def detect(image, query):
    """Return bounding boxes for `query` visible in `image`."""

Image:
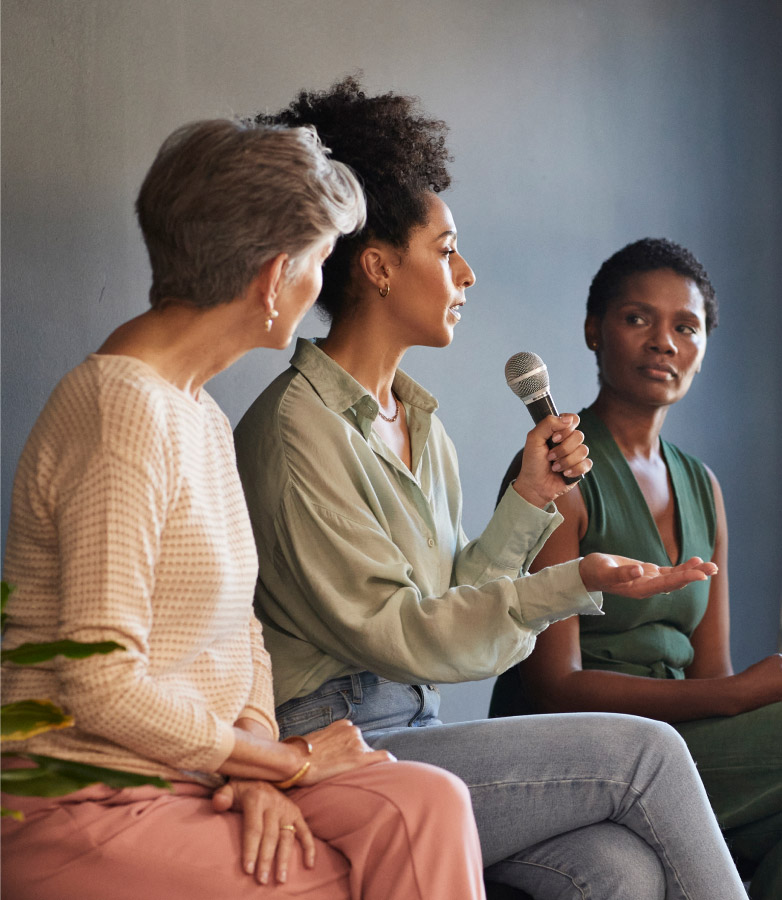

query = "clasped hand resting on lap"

[212,779,316,885]
[215,719,395,885]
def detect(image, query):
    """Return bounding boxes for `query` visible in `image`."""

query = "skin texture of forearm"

[219,718,395,786]
[218,721,303,782]
[524,663,754,722]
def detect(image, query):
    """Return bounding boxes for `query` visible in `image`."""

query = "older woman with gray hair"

[1,118,486,900]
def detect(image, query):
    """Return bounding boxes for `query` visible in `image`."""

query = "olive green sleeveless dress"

[490,407,782,897]
[568,406,716,678]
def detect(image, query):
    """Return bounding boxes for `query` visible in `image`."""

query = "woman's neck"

[96,302,254,398]
[319,316,407,409]
[590,392,669,461]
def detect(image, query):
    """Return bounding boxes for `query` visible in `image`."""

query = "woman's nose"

[456,254,476,289]
[648,327,676,354]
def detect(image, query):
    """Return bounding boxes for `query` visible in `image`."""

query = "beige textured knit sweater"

[2,355,278,782]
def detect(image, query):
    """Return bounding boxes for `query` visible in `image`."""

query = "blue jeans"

[276,673,747,900]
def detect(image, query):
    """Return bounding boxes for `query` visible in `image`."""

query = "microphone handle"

[525,395,581,485]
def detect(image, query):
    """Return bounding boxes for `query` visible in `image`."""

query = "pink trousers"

[2,760,485,899]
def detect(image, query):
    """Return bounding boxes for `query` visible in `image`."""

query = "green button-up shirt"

[235,339,601,706]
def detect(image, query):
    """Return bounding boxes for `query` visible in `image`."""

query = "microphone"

[505,351,580,485]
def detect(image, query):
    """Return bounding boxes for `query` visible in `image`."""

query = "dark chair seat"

[485,881,534,900]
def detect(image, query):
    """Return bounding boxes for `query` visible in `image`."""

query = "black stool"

[485,881,533,900]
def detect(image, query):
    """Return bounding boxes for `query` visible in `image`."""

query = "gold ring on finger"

[280,825,296,833]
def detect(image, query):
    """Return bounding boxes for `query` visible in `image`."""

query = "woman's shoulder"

[235,365,333,456]
[30,355,161,438]
[659,438,714,493]
[659,436,708,470]
[575,406,615,452]
[234,365,352,497]
[37,355,210,465]
[660,438,717,539]
[11,357,192,517]
[93,355,214,449]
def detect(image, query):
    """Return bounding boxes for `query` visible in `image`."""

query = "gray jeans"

[276,673,747,900]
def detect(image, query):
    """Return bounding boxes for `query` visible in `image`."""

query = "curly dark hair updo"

[587,237,718,335]
[254,76,452,323]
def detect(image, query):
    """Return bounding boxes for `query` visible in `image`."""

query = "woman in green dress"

[491,237,782,900]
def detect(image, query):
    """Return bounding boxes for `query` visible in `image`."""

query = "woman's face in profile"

[589,267,708,409]
[383,193,476,349]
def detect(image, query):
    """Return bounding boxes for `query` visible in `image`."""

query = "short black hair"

[587,238,718,334]
[254,75,452,323]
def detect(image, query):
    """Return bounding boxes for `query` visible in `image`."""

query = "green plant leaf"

[1,699,74,741]
[1,580,13,633]
[0,583,170,819]
[1,806,25,820]
[1,639,124,666]
[1,753,171,798]
[0,760,93,797]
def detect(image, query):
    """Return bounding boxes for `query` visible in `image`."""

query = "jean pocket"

[277,691,353,739]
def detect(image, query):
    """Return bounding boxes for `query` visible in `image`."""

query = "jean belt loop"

[350,672,364,703]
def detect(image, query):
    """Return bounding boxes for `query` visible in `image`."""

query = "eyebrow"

[617,299,703,320]
[434,229,457,241]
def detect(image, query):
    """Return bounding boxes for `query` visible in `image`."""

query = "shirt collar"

[290,338,439,429]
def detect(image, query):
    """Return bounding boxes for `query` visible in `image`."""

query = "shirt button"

[427,538,435,547]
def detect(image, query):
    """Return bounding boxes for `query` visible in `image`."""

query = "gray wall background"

[3,0,781,723]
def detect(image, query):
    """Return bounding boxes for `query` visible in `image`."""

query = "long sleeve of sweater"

[2,355,277,780]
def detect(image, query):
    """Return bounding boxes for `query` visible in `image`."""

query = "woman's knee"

[501,822,665,900]
[317,760,478,851]
[603,714,691,761]
[386,760,473,816]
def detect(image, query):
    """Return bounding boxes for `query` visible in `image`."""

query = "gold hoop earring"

[378,284,390,298]
[264,309,279,332]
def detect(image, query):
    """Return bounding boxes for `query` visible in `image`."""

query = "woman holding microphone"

[235,78,748,900]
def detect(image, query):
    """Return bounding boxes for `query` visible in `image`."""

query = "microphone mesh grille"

[505,351,550,399]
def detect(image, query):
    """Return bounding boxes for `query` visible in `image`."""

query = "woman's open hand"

[514,414,592,508]
[212,778,315,885]
[579,553,718,598]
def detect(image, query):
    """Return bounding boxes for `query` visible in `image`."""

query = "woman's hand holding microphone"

[512,413,591,508]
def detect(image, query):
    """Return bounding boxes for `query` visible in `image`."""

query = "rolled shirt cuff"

[200,718,237,773]
[236,707,280,742]
[482,484,564,572]
[513,557,603,632]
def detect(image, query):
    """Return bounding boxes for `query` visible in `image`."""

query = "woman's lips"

[639,364,676,380]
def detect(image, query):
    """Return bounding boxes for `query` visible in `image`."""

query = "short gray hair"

[136,119,366,308]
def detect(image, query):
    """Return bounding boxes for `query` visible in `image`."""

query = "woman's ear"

[358,245,397,294]
[253,252,289,314]
[584,315,600,352]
